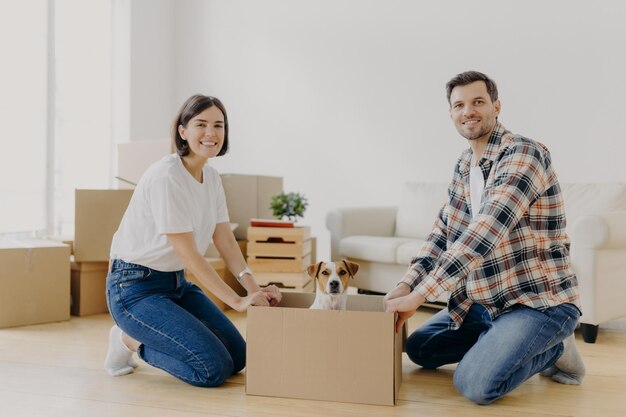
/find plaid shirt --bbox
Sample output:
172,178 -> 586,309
402,123 -> 580,329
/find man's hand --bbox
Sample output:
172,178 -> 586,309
385,290 -> 426,333
383,283 -> 411,309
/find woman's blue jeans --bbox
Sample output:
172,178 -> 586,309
106,259 -> 246,387
405,302 -> 580,404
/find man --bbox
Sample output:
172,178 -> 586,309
384,71 -> 585,405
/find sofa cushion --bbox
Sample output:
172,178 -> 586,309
561,183 -> 626,227
340,236 -> 414,264
395,182 -> 448,239
396,239 -> 428,264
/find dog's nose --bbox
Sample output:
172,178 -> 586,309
329,281 -> 340,291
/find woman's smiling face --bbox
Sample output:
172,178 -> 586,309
179,105 -> 225,160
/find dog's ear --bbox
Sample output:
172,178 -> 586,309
307,261 -> 324,278
342,259 -> 359,278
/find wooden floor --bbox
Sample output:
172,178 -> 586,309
1,308 -> 625,417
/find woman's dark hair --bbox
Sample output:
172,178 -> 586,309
446,71 -> 498,105
171,94 -> 229,157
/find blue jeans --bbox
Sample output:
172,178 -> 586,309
405,302 -> 580,404
106,259 -> 246,387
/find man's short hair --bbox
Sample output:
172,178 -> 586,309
446,71 -> 498,105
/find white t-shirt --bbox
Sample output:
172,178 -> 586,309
110,153 -> 229,271
469,164 -> 484,219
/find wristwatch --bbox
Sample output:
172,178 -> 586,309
237,266 -> 253,281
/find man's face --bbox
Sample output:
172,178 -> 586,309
449,81 -> 501,143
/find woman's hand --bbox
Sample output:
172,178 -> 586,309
261,284 -> 282,306
233,291 -> 270,312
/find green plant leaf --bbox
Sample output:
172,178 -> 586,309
269,192 -> 308,221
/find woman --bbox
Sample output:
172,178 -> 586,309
104,94 -> 281,387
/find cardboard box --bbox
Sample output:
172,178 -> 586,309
246,292 -> 402,405
116,139 -> 171,188
185,258 -> 245,311
47,235 -> 74,255
74,189 -> 133,262
221,174 -> 283,240
0,240 -> 71,328
70,260 -> 109,316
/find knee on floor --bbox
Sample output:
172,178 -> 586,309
405,339 -> 440,369
189,358 -> 234,388
453,372 -> 497,405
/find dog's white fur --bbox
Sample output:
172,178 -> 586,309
308,260 -> 359,310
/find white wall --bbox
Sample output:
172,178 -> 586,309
129,0 -> 177,141
112,0 -> 176,145
131,0 -> 626,260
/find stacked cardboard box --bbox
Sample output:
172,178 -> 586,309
116,139 -> 171,188
220,175 -> 283,240
247,226 -> 314,292
71,189 -> 133,316
70,258 -> 109,316
0,240 -> 71,328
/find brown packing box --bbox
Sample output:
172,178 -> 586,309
70,259 -> 109,316
185,258 -> 245,311
0,240 -> 70,328
74,189 -> 133,262
116,139 -> 171,188
246,292 -> 402,405
220,174 -> 283,240
47,235 -> 74,255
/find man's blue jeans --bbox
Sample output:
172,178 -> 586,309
405,302 -> 580,404
106,259 -> 245,387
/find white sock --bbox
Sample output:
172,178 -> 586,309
128,357 -> 139,368
541,334 -> 586,385
104,325 -> 135,376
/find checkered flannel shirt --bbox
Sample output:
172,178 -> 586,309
401,123 -> 580,329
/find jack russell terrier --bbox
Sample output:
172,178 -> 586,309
307,260 -> 359,310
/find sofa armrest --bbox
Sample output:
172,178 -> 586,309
571,211 -> 626,249
326,206 -> 398,260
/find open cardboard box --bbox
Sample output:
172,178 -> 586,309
246,292 -> 402,406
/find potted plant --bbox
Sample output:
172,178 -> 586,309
270,192 -> 308,222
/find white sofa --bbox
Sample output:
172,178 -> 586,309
326,182 -> 626,343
